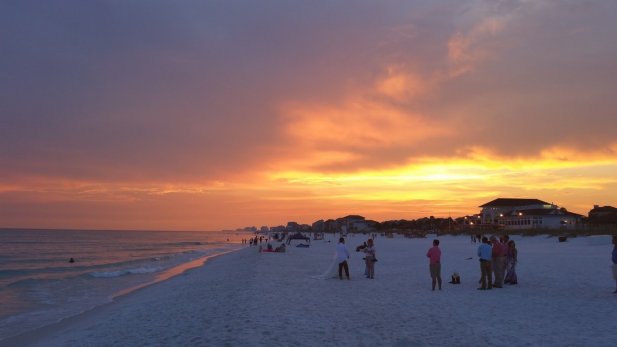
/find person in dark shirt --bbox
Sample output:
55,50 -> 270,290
612,236 -> 617,294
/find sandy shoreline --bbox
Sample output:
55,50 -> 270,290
3,234 -> 615,347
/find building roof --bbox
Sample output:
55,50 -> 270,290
588,205 -> 617,223
590,205 -> 617,213
480,198 -> 550,208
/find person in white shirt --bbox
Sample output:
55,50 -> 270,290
336,237 -> 351,280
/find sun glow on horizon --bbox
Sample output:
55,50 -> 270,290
263,149 -> 617,215
2,1 -> 617,231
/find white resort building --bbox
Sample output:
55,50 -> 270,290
479,198 -> 583,230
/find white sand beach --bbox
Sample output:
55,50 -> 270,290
4,234 -> 616,347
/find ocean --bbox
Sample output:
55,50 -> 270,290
0,228 -> 251,341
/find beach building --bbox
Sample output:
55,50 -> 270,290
285,222 -> 300,232
587,205 -> 617,224
269,225 -> 286,233
332,215 -> 379,233
312,220 -> 325,232
479,198 -> 582,230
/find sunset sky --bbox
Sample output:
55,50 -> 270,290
2,1 -> 617,231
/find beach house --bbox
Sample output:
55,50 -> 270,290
479,198 -> 582,230
587,205 -> 617,225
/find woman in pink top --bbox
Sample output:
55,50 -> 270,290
426,239 -> 442,291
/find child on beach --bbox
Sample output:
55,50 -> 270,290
426,239 -> 442,290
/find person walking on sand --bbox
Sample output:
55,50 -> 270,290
336,237 -> 351,280
363,238 -> 376,279
426,239 -> 442,291
612,236 -> 617,293
477,237 -> 493,290
504,240 -> 518,285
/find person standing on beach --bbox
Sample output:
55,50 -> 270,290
477,237 -> 492,290
426,239 -> 442,291
363,238 -> 376,279
504,240 -> 518,285
502,235 -> 510,272
490,236 -> 506,288
336,237 -> 351,280
612,236 -> 617,293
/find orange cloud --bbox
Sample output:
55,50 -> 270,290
277,96 -> 451,170
374,66 -> 432,101
447,17 -> 507,77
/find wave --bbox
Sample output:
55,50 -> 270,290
1,254 -> 182,277
165,241 -> 207,247
6,276 -> 60,288
2,248 -> 217,289
89,266 -> 163,278
0,265 -> 90,278
7,264 -> 164,287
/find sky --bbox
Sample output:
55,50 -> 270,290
1,0 -> 617,231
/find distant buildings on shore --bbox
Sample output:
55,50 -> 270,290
237,198 -> 617,233
479,198 -> 583,230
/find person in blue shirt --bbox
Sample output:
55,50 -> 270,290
477,236 -> 493,290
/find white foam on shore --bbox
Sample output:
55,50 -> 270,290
0,245 -> 244,344
3,234 -> 616,347
89,267 -> 162,278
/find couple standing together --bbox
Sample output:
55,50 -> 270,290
336,237 -> 376,279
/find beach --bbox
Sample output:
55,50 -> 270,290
4,234 -> 615,347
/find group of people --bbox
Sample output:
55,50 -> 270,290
335,237 -> 376,280
260,242 -> 286,253
244,236 -> 267,246
333,234 -> 516,291
477,235 -> 518,290
326,233 -> 617,294
334,236 -> 441,286
424,235 -> 519,292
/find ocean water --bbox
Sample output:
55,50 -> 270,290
0,228 -> 250,341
